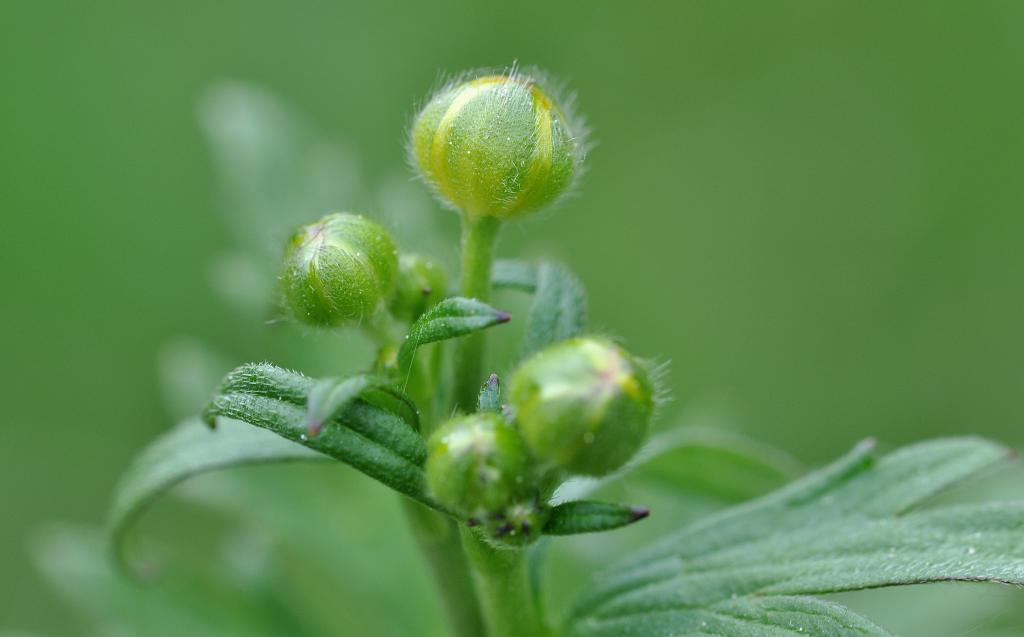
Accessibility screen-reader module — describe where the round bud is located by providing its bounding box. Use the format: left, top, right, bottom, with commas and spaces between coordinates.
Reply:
280, 213, 398, 328
425, 413, 530, 518
409, 69, 584, 219
509, 337, 654, 476
388, 254, 448, 322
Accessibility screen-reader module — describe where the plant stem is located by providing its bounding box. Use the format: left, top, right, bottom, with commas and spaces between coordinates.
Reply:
453, 214, 501, 412
460, 526, 548, 637
403, 502, 486, 637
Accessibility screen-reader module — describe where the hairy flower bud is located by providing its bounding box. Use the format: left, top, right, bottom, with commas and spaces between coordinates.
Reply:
426, 413, 529, 517
509, 337, 654, 476
388, 254, 447, 322
409, 68, 584, 219
280, 213, 398, 328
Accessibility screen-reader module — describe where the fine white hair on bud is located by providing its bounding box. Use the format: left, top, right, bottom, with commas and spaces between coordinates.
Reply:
408, 63, 588, 220
279, 212, 399, 328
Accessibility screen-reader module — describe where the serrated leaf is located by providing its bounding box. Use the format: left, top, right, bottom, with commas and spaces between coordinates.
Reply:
566, 437, 1022, 637
109, 418, 324, 575
543, 501, 650, 536
397, 297, 510, 372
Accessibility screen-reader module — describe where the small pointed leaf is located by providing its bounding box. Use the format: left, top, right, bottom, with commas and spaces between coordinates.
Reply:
397, 297, 510, 372
477, 373, 502, 413
306, 374, 418, 437
543, 501, 650, 536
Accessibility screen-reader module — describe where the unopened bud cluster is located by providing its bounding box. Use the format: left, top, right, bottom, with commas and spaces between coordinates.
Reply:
426, 337, 654, 547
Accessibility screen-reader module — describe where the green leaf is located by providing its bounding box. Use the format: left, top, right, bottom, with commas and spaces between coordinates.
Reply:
492, 259, 587, 357
565, 437, 1022, 637
543, 501, 650, 536
203, 364, 431, 505
306, 374, 419, 437
397, 297, 511, 372
492, 259, 538, 291
108, 417, 324, 575
568, 596, 892, 637
477, 373, 502, 413
208, 363, 425, 466
555, 426, 802, 505
520, 261, 587, 356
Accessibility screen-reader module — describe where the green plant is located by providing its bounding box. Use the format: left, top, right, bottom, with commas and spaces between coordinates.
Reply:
107, 68, 1024, 637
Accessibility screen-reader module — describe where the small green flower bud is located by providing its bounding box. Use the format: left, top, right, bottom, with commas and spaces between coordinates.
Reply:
509, 337, 654, 477
280, 213, 398, 328
409, 69, 584, 219
388, 254, 447, 322
426, 413, 530, 518
483, 499, 549, 548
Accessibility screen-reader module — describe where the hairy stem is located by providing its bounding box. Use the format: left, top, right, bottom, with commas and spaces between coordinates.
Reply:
452, 214, 501, 412
460, 526, 548, 637
403, 502, 486, 637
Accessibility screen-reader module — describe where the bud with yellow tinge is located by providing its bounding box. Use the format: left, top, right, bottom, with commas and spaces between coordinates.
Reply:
509, 337, 654, 476
409, 68, 585, 219
280, 212, 398, 328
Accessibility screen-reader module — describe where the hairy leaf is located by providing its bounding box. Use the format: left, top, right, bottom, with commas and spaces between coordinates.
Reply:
305, 374, 419, 437
544, 501, 650, 536
208, 363, 425, 466
109, 418, 324, 574
566, 437, 1022, 637
397, 297, 510, 372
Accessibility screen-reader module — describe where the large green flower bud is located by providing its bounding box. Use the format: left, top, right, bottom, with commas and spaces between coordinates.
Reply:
509, 337, 654, 476
409, 69, 584, 219
280, 213, 398, 328
426, 413, 529, 517
388, 254, 447, 322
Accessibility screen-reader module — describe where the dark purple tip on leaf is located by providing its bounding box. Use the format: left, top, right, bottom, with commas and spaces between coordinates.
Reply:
630, 506, 651, 522
495, 310, 512, 323
487, 373, 500, 387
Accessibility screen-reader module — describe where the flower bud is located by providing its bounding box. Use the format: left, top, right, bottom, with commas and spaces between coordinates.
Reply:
388, 254, 447, 322
280, 213, 398, 328
426, 413, 529, 518
509, 337, 654, 476
409, 69, 584, 219
484, 499, 549, 548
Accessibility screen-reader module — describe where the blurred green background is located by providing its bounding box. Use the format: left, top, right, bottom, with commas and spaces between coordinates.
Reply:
2, 1, 1023, 634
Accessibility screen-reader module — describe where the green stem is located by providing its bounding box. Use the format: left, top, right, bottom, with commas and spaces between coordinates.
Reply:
453, 214, 501, 412
460, 526, 548, 637
403, 502, 486, 637
364, 312, 487, 636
